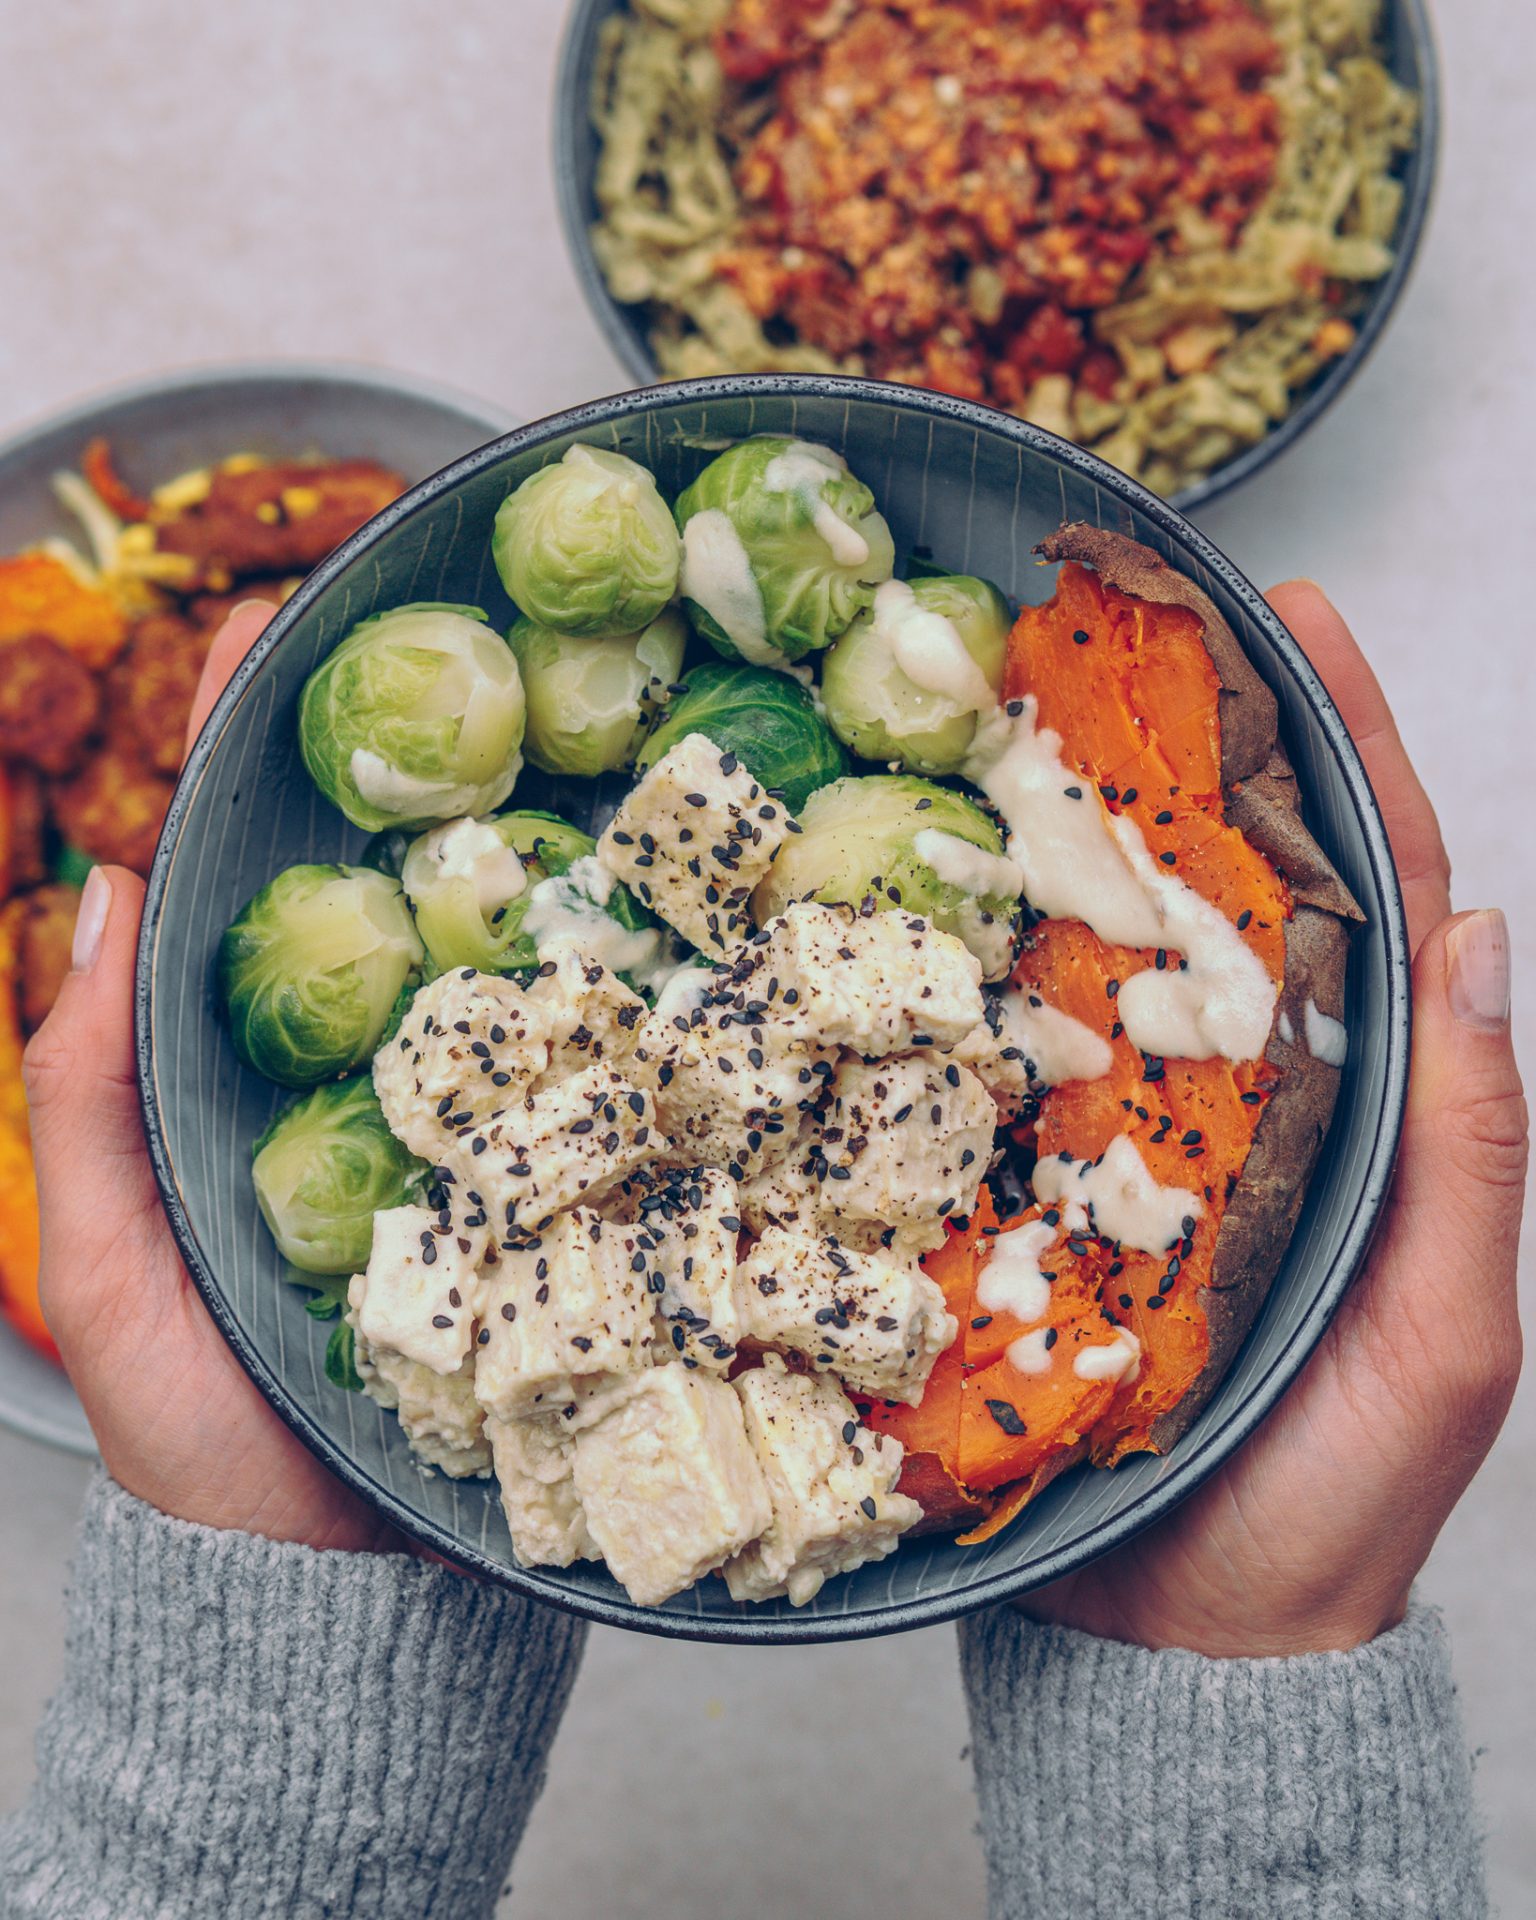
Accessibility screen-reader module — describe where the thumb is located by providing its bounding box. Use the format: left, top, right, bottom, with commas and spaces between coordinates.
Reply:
23, 865, 165, 1322
1367, 908, 1527, 1446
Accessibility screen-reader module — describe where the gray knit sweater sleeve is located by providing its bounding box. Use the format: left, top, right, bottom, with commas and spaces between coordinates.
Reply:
0, 1474, 585, 1920
958, 1601, 1487, 1919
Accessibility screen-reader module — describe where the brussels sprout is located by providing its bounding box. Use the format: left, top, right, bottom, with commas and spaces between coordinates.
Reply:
253, 1077, 427, 1274
398, 809, 658, 980
821, 575, 1011, 775
218, 864, 424, 1087
752, 775, 1023, 981
492, 444, 681, 638
674, 437, 895, 668
635, 661, 849, 812
298, 602, 526, 833
510, 609, 686, 777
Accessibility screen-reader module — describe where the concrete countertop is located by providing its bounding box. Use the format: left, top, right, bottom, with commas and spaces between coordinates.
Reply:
0, 2, 1529, 1912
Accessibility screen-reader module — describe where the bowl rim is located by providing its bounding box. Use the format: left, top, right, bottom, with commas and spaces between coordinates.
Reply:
550, 0, 1441, 519
135, 371, 1413, 1643
0, 355, 518, 1458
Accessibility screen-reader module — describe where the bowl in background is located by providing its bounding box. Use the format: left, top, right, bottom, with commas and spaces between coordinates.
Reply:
553, 0, 1440, 519
137, 373, 1412, 1641
0, 359, 518, 1456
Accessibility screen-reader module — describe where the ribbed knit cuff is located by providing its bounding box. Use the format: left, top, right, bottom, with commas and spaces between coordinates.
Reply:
958, 1600, 1487, 1920
0, 1473, 586, 1920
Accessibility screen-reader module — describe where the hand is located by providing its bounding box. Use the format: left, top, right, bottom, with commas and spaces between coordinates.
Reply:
1020, 582, 1527, 1657
24, 603, 399, 1553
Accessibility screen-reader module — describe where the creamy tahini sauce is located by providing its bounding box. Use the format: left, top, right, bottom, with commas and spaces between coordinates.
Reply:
1304, 998, 1348, 1067
1072, 1326, 1142, 1384
1031, 1133, 1203, 1255
350, 749, 464, 816
408, 817, 527, 916
523, 854, 665, 979
992, 989, 1114, 1088
680, 510, 777, 669
762, 441, 871, 569
1006, 1327, 1055, 1376
871, 579, 995, 713
965, 699, 1276, 1062
913, 828, 1026, 903
976, 1218, 1056, 1324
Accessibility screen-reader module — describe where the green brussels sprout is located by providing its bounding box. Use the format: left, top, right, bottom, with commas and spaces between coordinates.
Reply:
492, 444, 681, 638
752, 774, 1023, 981
510, 609, 686, 777
821, 574, 1010, 774
674, 437, 895, 668
253, 1077, 427, 1275
218, 865, 425, 1088
398, 809, 658, 980
298, 602, 525, 833
635, 661, 849, 812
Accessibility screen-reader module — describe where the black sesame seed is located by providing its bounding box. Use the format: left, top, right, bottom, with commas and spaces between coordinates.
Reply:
985, 1399, 1027, 1436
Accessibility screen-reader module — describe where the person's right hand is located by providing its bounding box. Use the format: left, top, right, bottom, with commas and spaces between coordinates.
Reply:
1020, 583, 1527, 1658
24, 603, 400, 1553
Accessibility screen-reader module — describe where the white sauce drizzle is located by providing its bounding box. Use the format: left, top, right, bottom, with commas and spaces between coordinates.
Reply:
522, 855, 665, 980
680, 510, 778, 670
1277, 1009, 1295, 1045
350, 749, 467, 815
1072, 1326, 1142, 1384
1006, 1327, 1055, 1377
976, 1218, 1056, 1325
992, 989, 1114, 1088
405, 816, 527, 916
871, 579, 996, 713
965, 699, 1276, 1062
913, 828, 1026, 903
1304, 998, 1348, 1067
762, 441, 870, 569
1031, 1134, 1203, 1256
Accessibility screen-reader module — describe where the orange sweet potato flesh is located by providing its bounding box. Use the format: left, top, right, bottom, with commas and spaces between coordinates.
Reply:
872, 555, 1299, 1517
0, 551, 128, 671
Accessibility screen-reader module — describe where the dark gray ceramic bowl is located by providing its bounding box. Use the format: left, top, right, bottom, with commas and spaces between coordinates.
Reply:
553, 0, 1439, 519
137, 374, 1410, 1642
0, 360, 516, 1456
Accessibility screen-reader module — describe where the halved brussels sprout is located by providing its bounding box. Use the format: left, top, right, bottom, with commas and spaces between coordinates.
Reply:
635, 660, 849, 812
218, 864, 424, 1087
821, 574, 1010, 774
510, 609, 686, 777
253, 1077, 427, 1275
398, 809, 660, 981
298, 602, 525, 833
674, 437, 895, 668
492, 444, 681, 638
751, 775, 1023, 980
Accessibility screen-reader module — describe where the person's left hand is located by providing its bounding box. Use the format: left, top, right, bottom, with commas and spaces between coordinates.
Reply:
24, 602, 400, 1552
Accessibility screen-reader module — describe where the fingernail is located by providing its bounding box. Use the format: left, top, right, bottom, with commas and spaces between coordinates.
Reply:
1447, 909, 1511, 1031
71, 868, 111, 974
230, 598, 274, 622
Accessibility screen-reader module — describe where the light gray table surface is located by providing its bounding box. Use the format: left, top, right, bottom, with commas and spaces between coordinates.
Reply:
0, 3, 1530, 1915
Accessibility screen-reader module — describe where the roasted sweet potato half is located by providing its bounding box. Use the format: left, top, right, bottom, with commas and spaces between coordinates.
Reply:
870, 525, 1361, 1535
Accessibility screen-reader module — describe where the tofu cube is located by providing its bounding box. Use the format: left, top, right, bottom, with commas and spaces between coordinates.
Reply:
596, 732, 795, 955
736, 1227, 957, 1406
473, 1206, 652, 1419
724, 1355, 921, 1606
348, 1204, 488, 1375
744, 902, 984, 1057
817, 1052, 994, 1236
452, 1063, 666, 1236
525, 948, 647, 1087
639, 1166, 749, 1371
486, 1415, 597, 1569
373, 970, 550, 1161
352, 1335, 491, 1478
737, 1130, 947, 1264
568, 1366, 773, 1608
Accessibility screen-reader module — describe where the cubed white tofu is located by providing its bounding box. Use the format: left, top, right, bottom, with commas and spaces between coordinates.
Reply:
737, 1129, 947, 1263
736, 1227, 956, 1406
596, 732, 795, 955
743, 902, 984, 1057
629, 986, 831, 1178
452, 1063, 666, 1237
348, 1205, 487, 1375
817, 1051, 994, 1235
373, 970, 550, 1162
637, 1166, 749, 1371
473, 1206, 652, 1419
725, 1356, 920, 1605
525, 947, 647, 1087
486, 1415, 597, 1569
352, 1331, 491, 1478
567, 1366, 773, 1608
